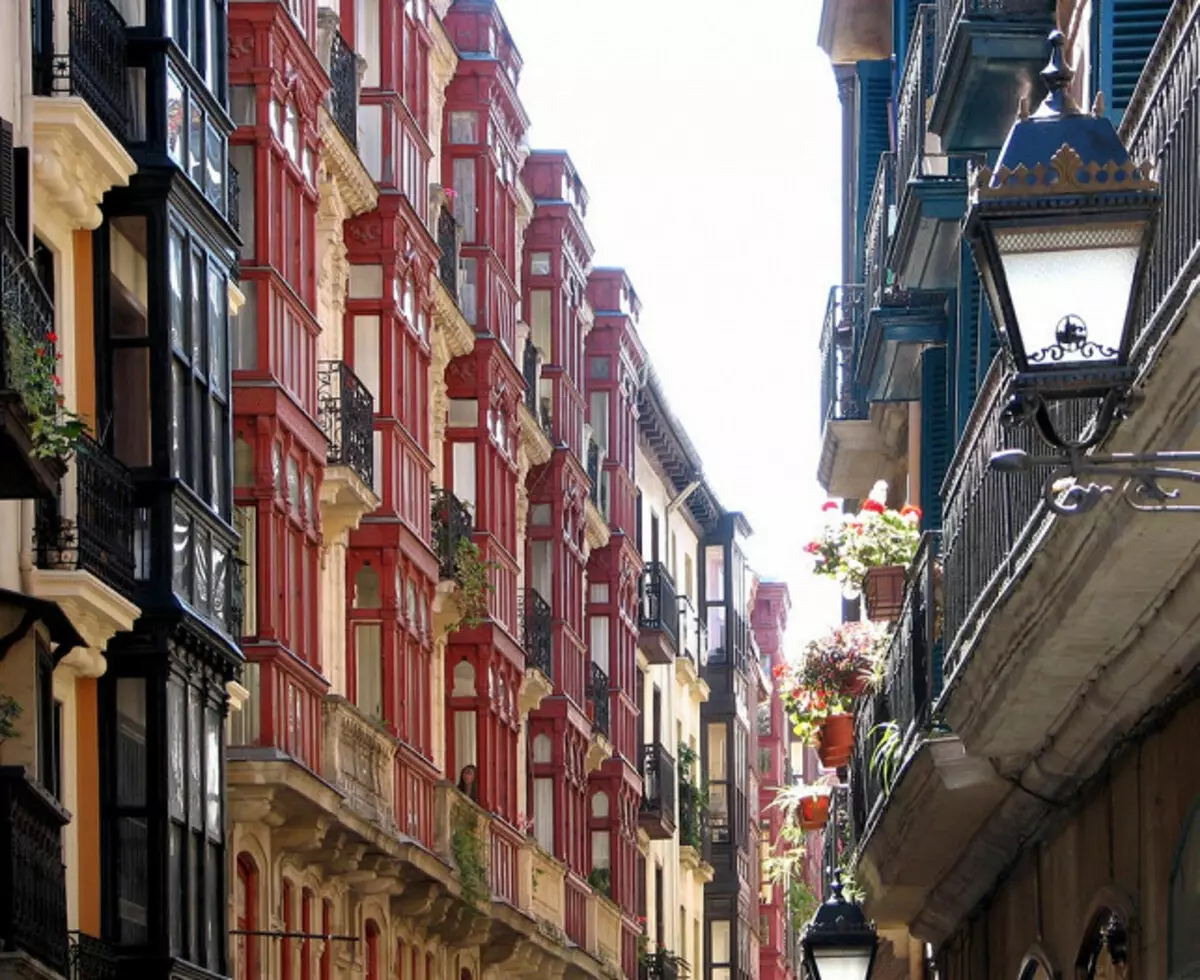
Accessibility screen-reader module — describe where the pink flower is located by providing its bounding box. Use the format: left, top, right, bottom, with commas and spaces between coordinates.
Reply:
822, 501, 839, 512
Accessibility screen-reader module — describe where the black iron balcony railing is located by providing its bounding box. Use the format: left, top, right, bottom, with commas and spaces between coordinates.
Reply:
848, 687, 887, 846
638, 950, 681, 980
586, 438, 601, 504
35, 434, 136, 599
230, 556, 246, 640
640, 742, 677, 824
317, 360, 374, 488
863, 152, 894, 312
437, 205, 460, 299
522, 342, 541, 419
820, 784, 852, 899
638, 561, 679, 647
328, 30, 358, 149
679, 779, 709, 857
33, 0, 129, 141
887, 532, 942, 745
69, 931, 118, 980
431, 487, 473, 581
0, 767, 68, 977
589, 662, 610, 737
227, 160, 240, 235
819, 284, 867, 429
1, 224, 56, 405
523, 587, 553, 679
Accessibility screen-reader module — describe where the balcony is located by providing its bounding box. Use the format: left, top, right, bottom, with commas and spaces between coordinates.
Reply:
638, 562, 678, 664
638, 950, 682, 980
638, 742, 677, 840
522, 341, 541, 420
889, 6, 974, 291
589, 662, 610, 737
857, 152, 949, 403
928, 0, 1057, 152
68, 931, 118, 980
33, 0, 129, 141
327, 29, 359, 149
0, 767, 69, 977
523, 587, 553, 680
317, 360, 378, 538
322, 695, 397, 831
0, 224, 67, 500
431, 487, 473, 582
679, 779, 710, 860
437, 206, 460, 301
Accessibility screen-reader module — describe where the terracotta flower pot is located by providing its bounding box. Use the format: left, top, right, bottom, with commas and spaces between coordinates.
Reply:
818, 713, 854, 769
864, 564, 906, 622
799, 794, 831, 832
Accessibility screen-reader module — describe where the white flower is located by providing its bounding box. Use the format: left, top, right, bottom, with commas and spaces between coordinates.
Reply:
869, 480, 889, 505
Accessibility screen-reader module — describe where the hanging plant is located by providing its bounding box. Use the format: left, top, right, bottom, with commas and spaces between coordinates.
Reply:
450, 805, 489, 909
0, 692, 21, 742
451, 536, 496, 630
2, 277, 87, 461
587, 866, 611, 897
805, 482, 921, 597
869, 720, 904, 796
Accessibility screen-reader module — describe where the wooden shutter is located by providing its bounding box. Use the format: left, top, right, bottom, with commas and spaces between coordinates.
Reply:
1097, 0, 1172, 121
854, 60, 892, 281
919, 345, 950, 531
953, 247, 982, 437
0, 117, 14, 228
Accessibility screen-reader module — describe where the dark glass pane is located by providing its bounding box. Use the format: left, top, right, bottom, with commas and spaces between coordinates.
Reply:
205, 707, 220, 837
211, 543, 227, 629
169, 822, 184, 955
118, 817, 149, 944
169, 230, 185, 350
172, 359, 187, 479
168, 676, 185, 819
195, 525, 210, 614
205, 123, 223, 208
113, 347, 151, 468
206, 841, 221, 968
190, 381, 204, 494
188, 832, 199, 958
190, 251, 205, 367
210, 401, 226, 513
167, 71, 185, 166
189, 101, 204, 185
173, 510, 193, 600
188, 685, 202, 826
207, 266, 227, 391
116, 678, 146, 806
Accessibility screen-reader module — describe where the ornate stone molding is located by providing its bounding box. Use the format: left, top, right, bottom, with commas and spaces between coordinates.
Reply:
517, 404, 552, 467
318, 109, 378, 218
518, 667, 553, 715
30, 568, 140, 675
584, 501, 609, 552
585, 732, 613, 774
32, 97, 136, 231
431, 279, 476, 358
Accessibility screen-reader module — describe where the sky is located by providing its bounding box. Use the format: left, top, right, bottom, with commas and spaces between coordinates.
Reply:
499, 0, 846, 648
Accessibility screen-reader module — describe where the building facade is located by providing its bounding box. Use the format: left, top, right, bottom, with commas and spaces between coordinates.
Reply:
816, 0, 1200, 978
0, 2, 797, 980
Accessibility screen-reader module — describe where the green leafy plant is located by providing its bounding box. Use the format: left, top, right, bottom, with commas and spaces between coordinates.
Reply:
2, 252, 87, 462
869, 720, 904, 795
451, 537, 496, 630
0, 692, 21, 742
785, 876, 820, 931
805, 481, 921, 597
450, 805, 489, 909
587, 866, 610, 896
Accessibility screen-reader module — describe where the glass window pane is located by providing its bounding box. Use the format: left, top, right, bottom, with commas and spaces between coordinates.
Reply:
116, 678, 146, 806
208, 266, 227, 391
449, 111, 477, 144
169, 230, 185, 350
167, 71, 185, 166
190, 251, 205, 368
118, 817, 150, 944
173, 509, 193, 599
211, 542, 227, 628
206, 840, 220, 965
205, 708, 221, 837
188, 686, 202, 825
194, 526, 210, 614
355, 624, 382, 720
189, 101, 204, 184
706, 546, 725, 601
168, 677, 185, 818
530, 252, 551, 276
211, 402, 227, 513
109, 216, 149, 336
169, 823, 184, 953
113, 348, 151, 468
707, 723, 728, 780
711, 920, 731, 963
452, 158, 476, 241
172, 360, 187, 479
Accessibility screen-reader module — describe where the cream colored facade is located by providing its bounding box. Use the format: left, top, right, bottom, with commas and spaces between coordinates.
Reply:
634, 444, 711, 976
0, 0, 139, 966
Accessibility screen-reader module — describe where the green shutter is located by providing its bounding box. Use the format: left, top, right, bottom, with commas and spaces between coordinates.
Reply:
1097, 0, 1171, 121
919, 345, 950, 531
855, 60, 892, 280
953, 248, 981, 436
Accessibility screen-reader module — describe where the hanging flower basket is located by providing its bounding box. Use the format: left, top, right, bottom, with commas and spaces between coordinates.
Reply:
863, 564, 907, 622
798, 793, 831, 832
817, 713, 854, 769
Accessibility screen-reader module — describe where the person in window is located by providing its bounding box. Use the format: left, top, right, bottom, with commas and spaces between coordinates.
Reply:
457, 764, 478, 802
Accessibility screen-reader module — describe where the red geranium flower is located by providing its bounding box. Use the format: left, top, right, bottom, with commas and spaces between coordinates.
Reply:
861, 498, 885, 514
46, 331, 58, 343
821, 501, 839, 512
772, 663, 785, 679
901, 504, 922, 520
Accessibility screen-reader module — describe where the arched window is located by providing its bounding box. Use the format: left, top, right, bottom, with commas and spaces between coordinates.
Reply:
365, 920, 380, 980
301, 888, 314, 980
1171, 801, 1200, 976
235, 854, 257, 980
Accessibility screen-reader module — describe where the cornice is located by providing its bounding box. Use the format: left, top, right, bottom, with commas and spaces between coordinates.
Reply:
584, 500, 610, 552
517, 403, 552, 467
32, 97, 136, 232
430, 277, 477, 358
318, 110, 378, 217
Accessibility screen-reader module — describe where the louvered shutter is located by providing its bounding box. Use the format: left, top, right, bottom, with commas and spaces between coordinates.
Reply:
1098, 0, 1171, 121
855, 60, 892, 281
953, 248, 982, 437
0, 118, 14, 228
919, 345, 950, 531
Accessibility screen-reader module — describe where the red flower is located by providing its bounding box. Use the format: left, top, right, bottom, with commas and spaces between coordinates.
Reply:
803, 541, 820, 555
861, 499, 885, 514
51, 375, 62, 386
901, 504, 922, 520
46, 332, 58, 344
821, 501, 839, 512
772, 663, 785, 679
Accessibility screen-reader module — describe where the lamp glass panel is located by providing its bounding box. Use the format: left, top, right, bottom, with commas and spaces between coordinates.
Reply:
810, 948, 874, 980
995, 223, 1143, 368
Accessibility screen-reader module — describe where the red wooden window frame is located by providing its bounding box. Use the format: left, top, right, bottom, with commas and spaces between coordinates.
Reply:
235, 854, 257, 980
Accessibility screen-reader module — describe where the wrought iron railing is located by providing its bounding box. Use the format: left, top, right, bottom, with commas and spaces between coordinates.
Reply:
638, 561, 679, 649
885, 532, 942, 746
639, 950, 682, 980
431, 487, 472, 581
437, 206, 460, 299
522, 342, 541, 419
586, 438, 601, 504
35, 434, 136, 599
33, 0, 129, 140
230, 557, 246, 640
227, 160, 240, 234
328, 30, 358, 148
934, 0, 1055, 79
523, 587, 553, 679
1, 224, 56, 411
679, 779, 709, 858
848, 688, 887, 846
863, 152, 894, 312
820, 784, 852, 899
589, 662, 610, 737
69, 931, 118, 980
819, 284, 868, 429
640, 742, 677, 826
0, 767, 68, 976
317, 360, 374, 488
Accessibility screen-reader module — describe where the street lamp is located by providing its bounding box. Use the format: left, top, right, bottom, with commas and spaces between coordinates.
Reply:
801, 872, 878, 980
963, 31, 1200, 514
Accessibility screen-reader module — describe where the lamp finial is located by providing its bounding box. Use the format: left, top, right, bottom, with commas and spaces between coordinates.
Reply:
1038, 30, 1081, 116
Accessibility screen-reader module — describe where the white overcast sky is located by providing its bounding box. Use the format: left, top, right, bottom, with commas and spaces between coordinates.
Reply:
501, 0, 845, 649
